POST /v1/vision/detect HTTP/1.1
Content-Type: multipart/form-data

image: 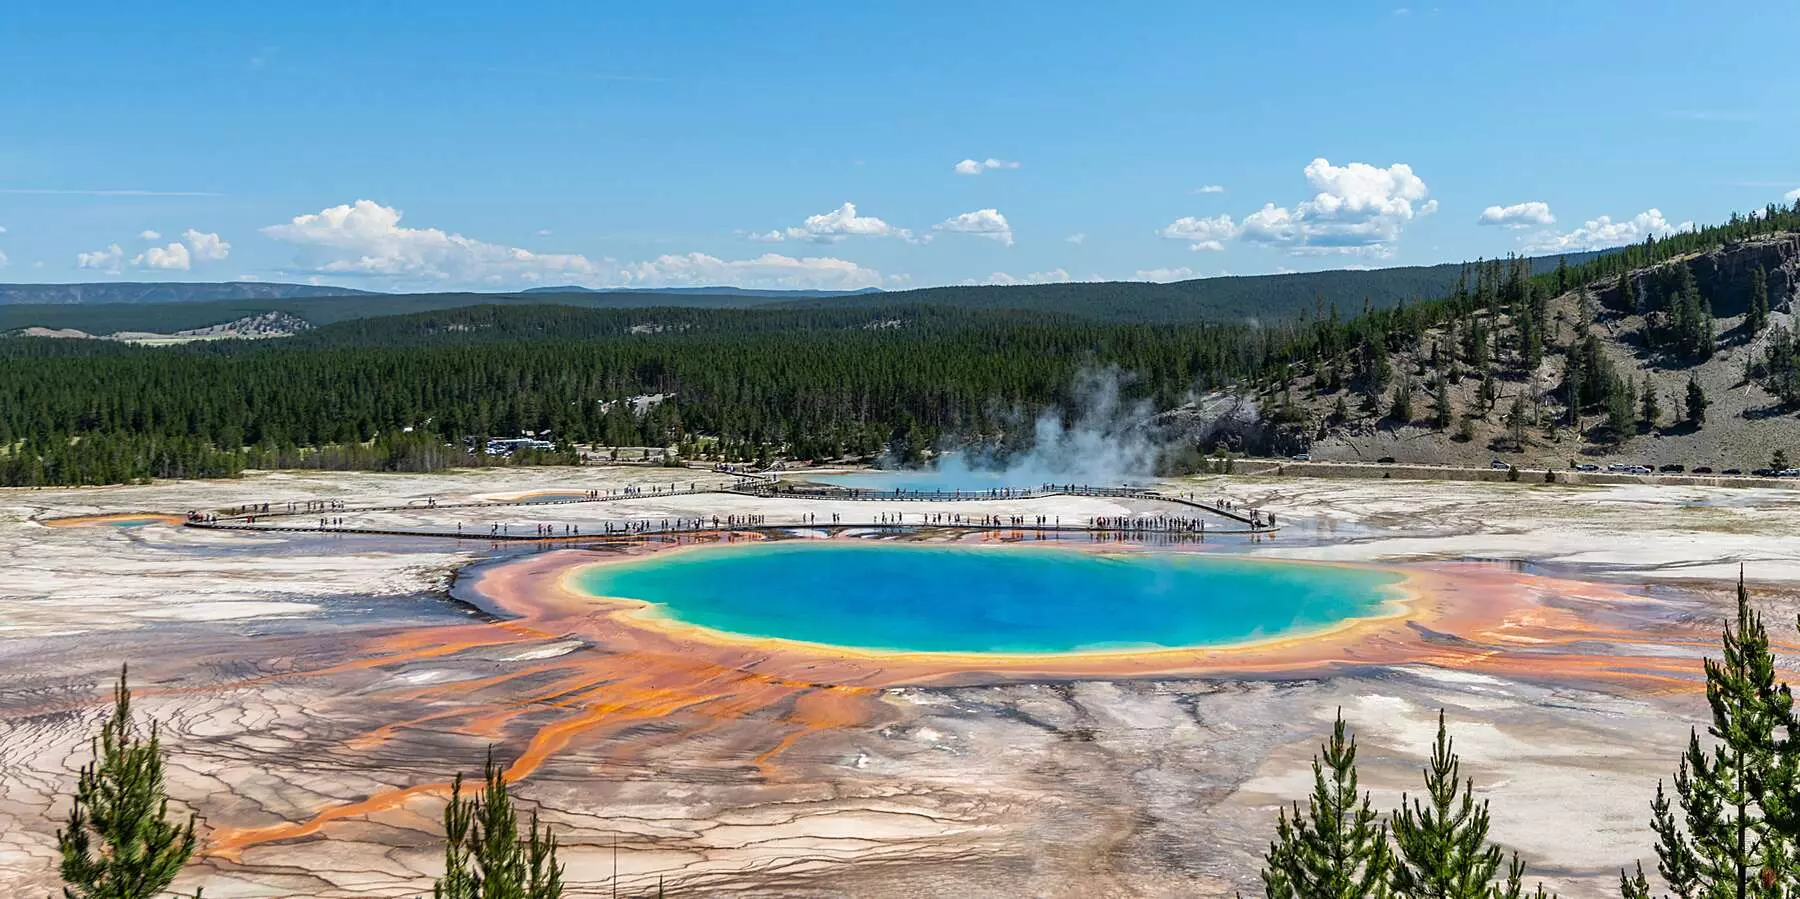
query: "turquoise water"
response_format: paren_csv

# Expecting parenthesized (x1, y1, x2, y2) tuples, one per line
(575, 543, 1404, 654)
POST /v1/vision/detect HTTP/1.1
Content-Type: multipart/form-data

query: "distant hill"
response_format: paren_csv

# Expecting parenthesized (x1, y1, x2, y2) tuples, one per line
(0, 281, 378, 305)
(0, 252, 1608, 333)
(0, 290, 791, 335)
(789, 252, 1607, 324)
(520, 285, 882, 298)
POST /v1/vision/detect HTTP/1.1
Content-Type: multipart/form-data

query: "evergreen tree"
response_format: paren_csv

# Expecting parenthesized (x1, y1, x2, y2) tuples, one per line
(1686, 377, 1709, 428)
(57, 665, 201, 899)
(1391, 379, 1415, 424)
(1642, 379, 1661, 433)
(1390, 711, 1526, 899)
(434, 751, 565, 899)
(1433, 378, 1454, 430)
(1260, 711, 1393, 899)
(1606, 378, 1637, 443)
(1748, 267, 1770, 337)
(1620, 571, 1796, 899)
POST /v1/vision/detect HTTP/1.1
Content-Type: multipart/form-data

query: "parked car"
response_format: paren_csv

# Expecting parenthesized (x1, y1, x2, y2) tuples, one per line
(1572, 463, 1600, 472)
(1489, 459, 1510, 470)
(1290, 453, 1311, 461)
(1753, 468, 1776, 477)
(1722, 469, 1743, 475)
(1376, 456, 1397, 463)
(1781, 468, 1800, 478)
(1692, 466, 1714, 474)
(1606, 463, 1633, 472)
(1659, 464, 1685, 473)
(1628, 465, 1654, 474)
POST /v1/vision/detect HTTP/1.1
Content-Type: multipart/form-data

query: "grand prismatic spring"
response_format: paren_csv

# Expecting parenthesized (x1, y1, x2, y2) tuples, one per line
(3, 465, 1799, 898)
(574, 543, 1407, 655)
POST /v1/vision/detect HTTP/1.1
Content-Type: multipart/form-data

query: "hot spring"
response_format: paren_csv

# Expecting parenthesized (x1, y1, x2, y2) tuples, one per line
(573, 543, 1407, 654)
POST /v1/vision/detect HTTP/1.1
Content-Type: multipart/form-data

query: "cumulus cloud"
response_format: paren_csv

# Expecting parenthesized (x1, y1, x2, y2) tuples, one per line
(962, 269, 1098, 286)
(183, 229, 230, 261)
(933, 208, 1014, 246)
(1786, 188, 1800, 203)
(1193, 184, 1226, 194)
(619, 252, 883, 291)
(263, 199, 601, 283)
(750, 202, 914, 244)
(953, 158, 1021, 176)
(1135, 266, 1197, 282)
(1477, 201, 1555, 228)
(1238, 157, 1436, 255)
(1064, 232, 1086, 245)
(77, 244, 125, 272)
(138, 229, 161, 240)
(1159, 214, 1236, 251)
(133, 241, 192, 270)
(262, 199, 891, 291)
(1523, 209, 1694, 253)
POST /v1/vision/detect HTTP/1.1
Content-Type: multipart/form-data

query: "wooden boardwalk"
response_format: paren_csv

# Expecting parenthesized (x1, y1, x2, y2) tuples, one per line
(183, 474, 1277, 541)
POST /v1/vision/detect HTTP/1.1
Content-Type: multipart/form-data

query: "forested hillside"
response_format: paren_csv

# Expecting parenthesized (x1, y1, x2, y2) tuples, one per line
(1257, 207, 1800, 470)
(0, 206, 1792, 487)
(0, 249, 1602, 336)
(0, 281, 377, 305)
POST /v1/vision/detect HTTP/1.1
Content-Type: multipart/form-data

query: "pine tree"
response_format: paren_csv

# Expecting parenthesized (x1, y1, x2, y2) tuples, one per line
(1686, 377, 1709, 428)
(434, 750, 565, 899)
(1390, 711, 1524, 899)
(57, 665, 201, 899)
(1260, 711, 1393, 899)
(1434, 378, 1454, 430)
(1748, 267, 1770, 337)
(1621, 571, 1796, 899)
(1641, 379, 1662, 433)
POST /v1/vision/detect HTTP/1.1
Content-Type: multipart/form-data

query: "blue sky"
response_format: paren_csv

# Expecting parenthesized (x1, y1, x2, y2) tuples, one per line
(3, 2, 1797, 292)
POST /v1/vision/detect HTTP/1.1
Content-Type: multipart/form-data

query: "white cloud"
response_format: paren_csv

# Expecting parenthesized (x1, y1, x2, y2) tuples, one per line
(536, 228, 553, 237)
(262, 198, 890, 291)
(133, 241, 191, 270)
(1523, 209, 1694, 253)
(263, 199, 601, 283)
(964, 269, 1098, 286)
(953, 158, 1021, 176)
(1477, 201, 1555, 228)
(183, 229, 230, 261)
(619, 252, 883, 291)
(138, 229, 162, 240)
(0, 250, 7, 269)
(1786, 188, 1800, 203)
(1064, 233, 1086, 245)
(933, 208, 1014, 246)
(1159, 214, 1236, 251)
(1193, 184, 1226, 194)
(1237, 157, 1435, 255)
(1135, 266, 1197, 282)
(0, 225, 9, 234)
(752, 202, 914, 244)
(76, 244, 124, 272)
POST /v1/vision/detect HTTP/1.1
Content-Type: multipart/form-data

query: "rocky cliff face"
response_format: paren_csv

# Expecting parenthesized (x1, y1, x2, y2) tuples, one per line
(1607, 234, 1800, 316)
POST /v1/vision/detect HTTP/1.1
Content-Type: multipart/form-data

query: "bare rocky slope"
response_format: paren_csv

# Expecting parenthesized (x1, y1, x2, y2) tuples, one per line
(1255, 234, 1800, 472)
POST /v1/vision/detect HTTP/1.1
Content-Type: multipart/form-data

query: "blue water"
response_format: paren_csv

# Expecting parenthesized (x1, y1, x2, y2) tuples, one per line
(809, 470, 1044, 492)
(575, 543, 1403, 654)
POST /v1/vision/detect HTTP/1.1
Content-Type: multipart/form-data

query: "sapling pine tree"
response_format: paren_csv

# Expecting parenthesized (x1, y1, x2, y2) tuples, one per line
(434, 750, 565, 899)
(1260, 711, 1392, 899)
(1389, 711, 1534, 899)
(1620, 571, 1796, 899)
(57, 664, 202, 899)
